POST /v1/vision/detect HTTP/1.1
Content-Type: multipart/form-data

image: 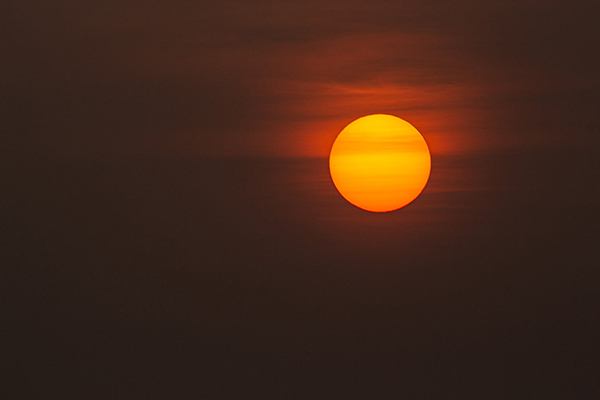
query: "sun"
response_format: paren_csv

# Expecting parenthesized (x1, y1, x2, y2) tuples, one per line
(329, 114, 431, 212)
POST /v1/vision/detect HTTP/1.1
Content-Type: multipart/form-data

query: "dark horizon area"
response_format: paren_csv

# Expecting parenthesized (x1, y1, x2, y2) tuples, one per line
(4, 147, 598, 398)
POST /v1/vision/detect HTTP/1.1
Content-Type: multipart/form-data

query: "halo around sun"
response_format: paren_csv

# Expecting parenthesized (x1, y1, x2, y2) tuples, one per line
(329, 114, 431, 212)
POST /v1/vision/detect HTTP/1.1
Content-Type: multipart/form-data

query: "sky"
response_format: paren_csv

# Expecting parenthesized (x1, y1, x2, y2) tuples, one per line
(3, 0, 599, 398)
(5, 0, 598, 157)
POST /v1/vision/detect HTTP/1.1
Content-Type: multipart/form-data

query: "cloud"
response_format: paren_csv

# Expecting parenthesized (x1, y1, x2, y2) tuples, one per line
(4, 0, 598, 157)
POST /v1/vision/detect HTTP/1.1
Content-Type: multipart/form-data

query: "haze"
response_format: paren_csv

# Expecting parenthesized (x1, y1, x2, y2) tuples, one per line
(3, 0, 598, 398)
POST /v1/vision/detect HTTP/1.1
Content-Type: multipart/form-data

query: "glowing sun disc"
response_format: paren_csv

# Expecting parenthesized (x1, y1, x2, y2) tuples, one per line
(329, 114, 431, 212)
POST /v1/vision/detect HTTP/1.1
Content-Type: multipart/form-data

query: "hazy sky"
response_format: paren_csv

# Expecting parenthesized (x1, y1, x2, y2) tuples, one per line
(5, 0, 598, 157)
(4, 1, 600, 398)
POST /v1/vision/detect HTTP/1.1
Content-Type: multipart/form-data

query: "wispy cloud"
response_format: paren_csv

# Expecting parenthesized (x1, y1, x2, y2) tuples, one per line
(4, 0, 598, 157)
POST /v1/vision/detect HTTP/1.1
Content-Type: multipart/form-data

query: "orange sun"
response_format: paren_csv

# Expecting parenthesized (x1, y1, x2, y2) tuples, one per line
(329, 114, 431, 212)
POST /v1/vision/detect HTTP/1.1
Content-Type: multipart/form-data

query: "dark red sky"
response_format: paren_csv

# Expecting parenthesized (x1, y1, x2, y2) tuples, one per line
(4, 1, 599, 398)
(5, 0, 598, 157)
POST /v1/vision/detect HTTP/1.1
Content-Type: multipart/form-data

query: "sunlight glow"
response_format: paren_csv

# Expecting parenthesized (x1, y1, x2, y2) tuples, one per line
(329, 114, 431, 212)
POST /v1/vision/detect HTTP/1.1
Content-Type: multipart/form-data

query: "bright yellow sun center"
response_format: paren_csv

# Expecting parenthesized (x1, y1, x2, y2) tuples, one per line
(329, 114, 431, 212)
